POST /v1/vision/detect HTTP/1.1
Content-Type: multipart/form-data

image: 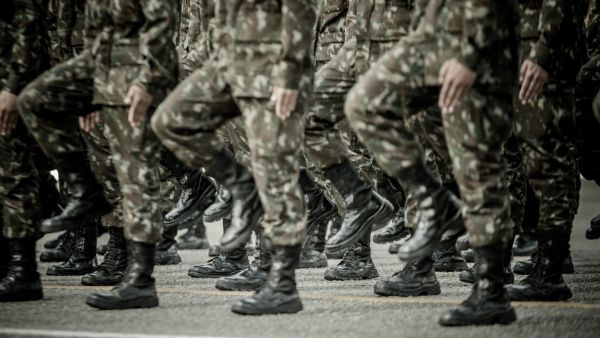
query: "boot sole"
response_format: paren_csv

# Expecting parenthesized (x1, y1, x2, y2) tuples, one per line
(323, 270, 379, 281)
(439, 308, 517, 326)
(86, 296, 159, 310)
(47, 268, 96, 276)
(373, 229, 410, 244)
(231, 300, 303, 315)
(164, 186, 216, 227)
(374, 282, 441, 297)
(204, 204, 234, 223)
(397, 209, 462, 261)
(81, 277, 122, 286)
(188, 268, 246, 279)
(40, 200, 113, 234)
(509, 288, 573, 301)
(215, 280, 264, 291)
(324, 203, 392, 255)
(0, 289, 44, 302)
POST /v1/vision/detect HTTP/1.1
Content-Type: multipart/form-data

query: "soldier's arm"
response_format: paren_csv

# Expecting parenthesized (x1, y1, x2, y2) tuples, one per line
(273, 0, 318, 89)
(528, 0, 570, 70)
(135, 0, 178, 95)
(4, 0, 49, 95)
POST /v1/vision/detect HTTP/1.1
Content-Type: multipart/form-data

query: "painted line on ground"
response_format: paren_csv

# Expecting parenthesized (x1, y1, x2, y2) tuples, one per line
(0, 328, 235, 338)
(43, 284, 600, 310)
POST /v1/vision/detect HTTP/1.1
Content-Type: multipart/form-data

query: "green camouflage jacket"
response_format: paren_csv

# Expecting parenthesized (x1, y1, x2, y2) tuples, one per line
(88, 0, 179, 106)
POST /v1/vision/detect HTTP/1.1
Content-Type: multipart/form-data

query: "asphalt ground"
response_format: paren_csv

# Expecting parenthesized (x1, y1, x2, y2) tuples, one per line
(1, 181, 600, 338)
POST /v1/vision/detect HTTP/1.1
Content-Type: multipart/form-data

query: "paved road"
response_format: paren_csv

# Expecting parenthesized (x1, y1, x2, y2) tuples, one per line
(1, 181, 600, 338)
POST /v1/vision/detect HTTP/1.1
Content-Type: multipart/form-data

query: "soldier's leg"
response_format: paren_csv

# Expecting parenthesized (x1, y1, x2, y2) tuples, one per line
(305, 49, 393, 258)
(0, 122, 43, 302)
(79, 122, 128, 286)
(509, 94, 579, 301)
(152, 65, 262, 253)
(230, 97, 305, 315)
(345, 43, 447, 297)
(18, 51, 112, 234)
(85, 104, 163, 310)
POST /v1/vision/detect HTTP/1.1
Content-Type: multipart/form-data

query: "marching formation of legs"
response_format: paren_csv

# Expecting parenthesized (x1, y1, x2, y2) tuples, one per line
(0, 0, 599, 328)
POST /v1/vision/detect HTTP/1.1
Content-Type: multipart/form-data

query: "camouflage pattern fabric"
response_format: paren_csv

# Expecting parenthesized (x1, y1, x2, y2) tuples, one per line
(512, 0, 586, 235)
(574, 0, 600, 185)
(314, 0, 348, 67)
(304, 0, 411, 172)
(346, 0, 520, 247)
(152, 0, 317, 246)
(0, 0, 51, 239)
(19, 0, 179, 243)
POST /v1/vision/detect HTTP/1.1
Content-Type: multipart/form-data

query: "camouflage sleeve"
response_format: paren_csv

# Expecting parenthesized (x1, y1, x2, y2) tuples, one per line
(272, 0, 318, 89)
(135, 0, 179, 94)
(587, 0, 600, 58)
(457, 0, 515, 72)
(4, 0, 49, 95)
(528, 0, 571, 70)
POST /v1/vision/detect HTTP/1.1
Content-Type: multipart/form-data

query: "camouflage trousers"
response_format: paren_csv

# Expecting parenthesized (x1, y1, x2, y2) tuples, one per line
(0, 121, 40, 239)
(513, 93, 580, 234)
(18, 51, 164, 244)
(85, 120, 181, 229)
(152, 60, 306, 246)
(345, 41, 514, 248)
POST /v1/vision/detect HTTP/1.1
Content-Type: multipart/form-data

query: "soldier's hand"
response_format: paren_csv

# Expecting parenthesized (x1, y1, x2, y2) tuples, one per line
(0, 90, 19, 136)
(271, 87, 299, 120)
(124, 85, 152, 128)
(438, 59, 477, 113)
(519, 59, 548, 104)
(79, 112, 100, 133)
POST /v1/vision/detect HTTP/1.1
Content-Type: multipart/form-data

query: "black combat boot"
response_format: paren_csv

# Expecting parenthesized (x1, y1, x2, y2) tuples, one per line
(508, 231, 573, 301)
(587, 212, 600, 239)
(299, 170, 336, 268)
(455, 233, 470, 253)
(176, 220, 210, 250)
(374, 256, 440, 296)
(324, 231, 378, 280)
(216, 236, 272, 291)
(164, 170, 216, 228)
(40, 230, 71, 262)
(513, 251, 574, 275)
(231, 244, 303, 315)
(440, 243, 516, 326)
(459, 240, 514, 285)
(0, 238, 43, 302)
(41, 155, 112, 233)
(204, 183, 233, 222)
(209, 245, 222, 257)
(47, 222, 98, 276)
(512, 233, 537, 257)
(82, 227, 128, 286)
(395, 162, 463, 260)
(374, 175, 409, 244)
(205, 149, 262, 251)
(324, 160, 394, 253)
(155, 225, 182, 265)
(86, 241, 159, 310)
(433, 237, 468, 272)
(188, 250, 249, 278)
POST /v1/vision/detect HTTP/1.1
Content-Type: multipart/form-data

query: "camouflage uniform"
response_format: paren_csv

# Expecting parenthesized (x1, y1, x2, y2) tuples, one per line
(152, 0, 317, 246)
(0, 0, 51, 239)
(19, 0, 179, 244)
(346, 0, 520, 247)
(574, 0, 600, 185)
(511, 0, 586, 234)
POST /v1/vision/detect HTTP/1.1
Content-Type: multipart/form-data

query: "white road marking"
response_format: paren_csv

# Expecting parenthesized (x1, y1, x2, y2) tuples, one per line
(0, 328, 235, 338)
